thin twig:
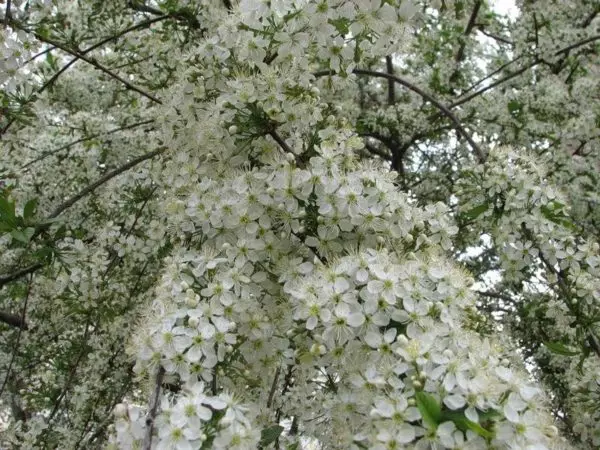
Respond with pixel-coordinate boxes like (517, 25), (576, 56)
(21, 119), (155, 170)
(266, 366), (281, 409)
(451, 34), (600, 108)
(454, 1), (482, 66)
(476, 27), (514, 46)
(314, 69), (486, 162)
(47, 147), (165, 219)
(142, 366), (165, 450)
(0, 274), (33, 398)
(24, 30), (163, 104)
(3, 0), (11, 28)
(1, 16), (166, 136)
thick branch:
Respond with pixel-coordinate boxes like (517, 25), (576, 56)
(0, 310), (28, 330)
(385, 56), (395, 105)
(314, 69), (486, 162)
(268, 130), (294, 155)
(0, 263), (43, 289)
(455, 1), (482, 65)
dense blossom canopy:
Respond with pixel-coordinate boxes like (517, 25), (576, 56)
(0, 0), (599, 449)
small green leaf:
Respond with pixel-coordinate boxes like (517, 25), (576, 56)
(462, 202), (490, 221)
(23, 198), (38, 221)
(543, 341), (580, 356)
(11, 227), (35, 244)
(0, 196), (17, 225)
(415, 391), (442, 429)
(260, 425), (284, 447)
(448, 413), (494, 439)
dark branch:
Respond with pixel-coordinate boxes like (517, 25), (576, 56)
(0, 310), (28, 330)
(385, 56), (395, 106)
(314, 69), (486, 162)
(48, 147), (165, 219)
(268, 129), (294, 155)
(142, 367), (165, 450)
(21, 119), (155, 170)
(451, 34), (600, 108)
(0, 274), (33, 399)
(0, 263), (43, 289)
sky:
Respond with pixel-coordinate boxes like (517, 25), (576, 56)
(491, 0), (519, 19)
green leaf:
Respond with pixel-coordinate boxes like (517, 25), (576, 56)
(0, 196), (17, 225)
(462, 202), (490, 221)
(11, 227), (35, 244)
(260, 425), (284, 447)
(23, 198), (38, 221)
(543, 341), (580, 356)
(415, 391), (442, 429)
(443, 411), (494, 439)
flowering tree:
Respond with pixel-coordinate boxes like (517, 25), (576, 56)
(0, 0), (599, 448)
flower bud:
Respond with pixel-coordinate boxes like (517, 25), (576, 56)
(228, 125), (238, 135)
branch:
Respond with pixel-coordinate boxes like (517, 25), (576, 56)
(314, 69), (486, 163)
(142, 366), (165, 450)
(266, 366), (281, 409)
(34, 33), (162, 104)
(0, 310), (28, 330)
(385, 56), (395, 105)
(476, 27), (514, 46)
(1, 16), (166, 137)
(0, 263), (43, 289)
(48, 147), (165, 219)
(267, 129), (294, 155)
(0, 274), (33, 399)
(0, 149), (163, 289)
(128, 1), (203, 29)
(451, 34), (600, 108)
(21, 119), (155, 169)
(3, 0), (11, 28)
(364, 142), (392, 160)
(455, 1), (482, 65)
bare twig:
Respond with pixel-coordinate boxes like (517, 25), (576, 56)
(142, 366), (165, 450)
